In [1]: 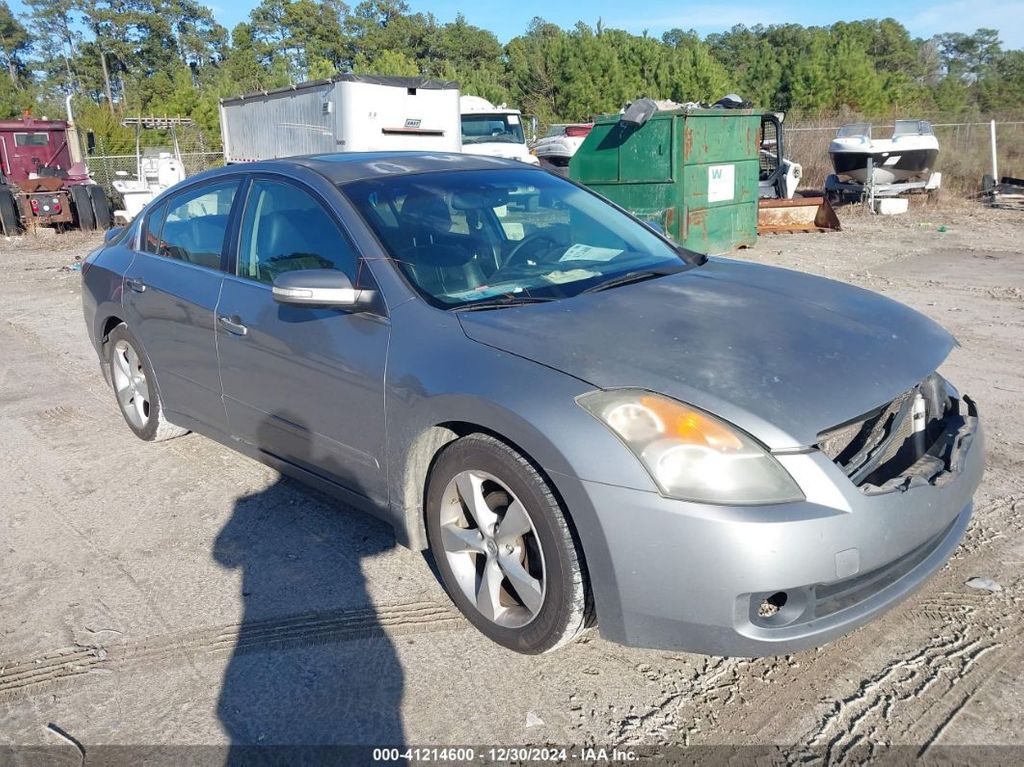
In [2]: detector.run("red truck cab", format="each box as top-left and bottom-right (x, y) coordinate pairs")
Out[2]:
(0, 115), (109, 234)
(0, 117), (76, 182)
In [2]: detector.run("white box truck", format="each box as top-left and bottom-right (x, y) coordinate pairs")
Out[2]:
(219, 74), (462, 163)
(459, 95), (539, 165)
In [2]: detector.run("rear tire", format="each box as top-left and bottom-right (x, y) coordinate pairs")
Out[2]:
(106, 324), (188, 442)
(70, 185), (95, 231)
(88, 185), (112, 229)
(425, 434), (590, 654)
(0, 187), (19, 235)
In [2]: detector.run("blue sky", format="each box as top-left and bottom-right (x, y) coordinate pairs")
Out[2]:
(220, 0), (1024, 47)
(11, 0), (1024, 48)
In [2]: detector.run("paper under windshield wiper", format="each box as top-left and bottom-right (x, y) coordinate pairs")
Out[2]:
(579, 267), (684, 295)
(451, 295), (555, 312)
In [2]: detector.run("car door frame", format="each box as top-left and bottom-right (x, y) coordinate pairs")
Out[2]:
(217, 167), (393, 509)
(120, 173), (249, 435)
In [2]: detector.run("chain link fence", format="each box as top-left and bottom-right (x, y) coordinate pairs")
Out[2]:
(85, 151), (224, 203)
(783, 117), (1024, 194)
(79, 120), (224, 205)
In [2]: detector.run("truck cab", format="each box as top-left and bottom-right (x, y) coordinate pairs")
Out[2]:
(459, 96), (539, 165)
(0, 113), (109, 234)
(0, 117), (76, 182)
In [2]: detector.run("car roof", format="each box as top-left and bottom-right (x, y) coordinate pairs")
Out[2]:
(203, 152), (539, 185)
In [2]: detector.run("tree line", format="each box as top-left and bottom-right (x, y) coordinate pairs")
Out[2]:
(1, 0), (1021, 152)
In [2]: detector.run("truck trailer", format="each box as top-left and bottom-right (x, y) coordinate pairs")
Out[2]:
(219, 74), (462, 163)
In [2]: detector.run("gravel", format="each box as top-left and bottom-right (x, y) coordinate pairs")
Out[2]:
(1, 202), (1022, 754)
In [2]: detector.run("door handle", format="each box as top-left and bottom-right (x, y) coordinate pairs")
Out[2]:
(125, 277), (146, 293)
(218, 314), (248, 336)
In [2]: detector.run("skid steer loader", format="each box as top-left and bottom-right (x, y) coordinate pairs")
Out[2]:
(758, 113), (840, 234)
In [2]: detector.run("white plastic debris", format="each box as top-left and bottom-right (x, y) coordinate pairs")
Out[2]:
(966, 577), (1002, 592)
(525, 711), (544, 728)
(873, 198), (909, 215)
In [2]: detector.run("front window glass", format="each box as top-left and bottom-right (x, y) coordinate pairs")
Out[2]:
(237, 179), (359, 285)
(343, 169), (698, 308)
(461, 114), (526, 146)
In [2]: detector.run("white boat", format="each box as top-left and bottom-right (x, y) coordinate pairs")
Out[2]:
(532, 123), (593, 170)
(112, 150), (186, 223)
(829, 120), (939, 185)
(111, 116), (191, 223)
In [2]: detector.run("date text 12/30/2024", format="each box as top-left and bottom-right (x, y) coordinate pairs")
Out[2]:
(372, 747), (639, 762)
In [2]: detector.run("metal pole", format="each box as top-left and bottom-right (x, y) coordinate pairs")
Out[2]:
(866, 156), (875, 212)
(990, 119), (998, 183)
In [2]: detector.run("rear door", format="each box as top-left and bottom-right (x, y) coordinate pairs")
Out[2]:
(122, 178), (241, 431)
(216, 175), (390, 504)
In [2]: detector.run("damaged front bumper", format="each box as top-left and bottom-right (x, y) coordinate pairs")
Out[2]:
(556, 392), (984, 656)
(862, 395), (979, 494)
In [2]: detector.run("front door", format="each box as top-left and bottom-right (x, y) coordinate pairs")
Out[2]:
(216, 177), (390, 504)
(122, 179), (240, 431)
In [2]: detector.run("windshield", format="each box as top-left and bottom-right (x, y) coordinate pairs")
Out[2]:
(461, 114), (526, 145)
(837, 123), (871, 139)
(343, 169), (700, 309)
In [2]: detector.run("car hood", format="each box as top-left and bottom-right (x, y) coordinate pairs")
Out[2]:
(458, 258), (955, 449)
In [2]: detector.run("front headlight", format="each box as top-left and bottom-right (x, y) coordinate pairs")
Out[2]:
(578, 389), (804, 505)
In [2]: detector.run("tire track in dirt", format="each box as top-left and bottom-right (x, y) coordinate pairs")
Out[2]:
(786, 494), (1023, 763)
(602, 651), (799, 747)
(0, 600), (465, 703)
(789, 604), (1008, 763)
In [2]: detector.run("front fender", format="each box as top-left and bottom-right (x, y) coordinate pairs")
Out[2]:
(384, 301), (655, 506)
(383, 300), (652, 631)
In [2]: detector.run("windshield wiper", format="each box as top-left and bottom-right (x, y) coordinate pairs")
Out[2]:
(451, 295), (556, 312)
(579, 266), (685, 295)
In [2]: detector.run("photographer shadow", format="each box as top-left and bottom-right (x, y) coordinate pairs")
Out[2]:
(213, 413), (405, 756)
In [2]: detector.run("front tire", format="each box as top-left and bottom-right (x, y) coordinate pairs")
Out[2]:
(425, 434), (590, 654)
(106, 324), (187, 442)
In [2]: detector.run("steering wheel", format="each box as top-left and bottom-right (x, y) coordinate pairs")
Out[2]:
(503, 232), (565, 271)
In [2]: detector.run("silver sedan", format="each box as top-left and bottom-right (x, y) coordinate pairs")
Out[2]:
(81, 153), (983, 655)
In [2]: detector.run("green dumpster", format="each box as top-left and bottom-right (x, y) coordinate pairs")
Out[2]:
(569, 107), (761, 253)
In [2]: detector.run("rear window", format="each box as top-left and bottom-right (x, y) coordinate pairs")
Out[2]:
(156, 181), (238, 269)
(141, 200), (169, 255)
(14, 133), (50, 147)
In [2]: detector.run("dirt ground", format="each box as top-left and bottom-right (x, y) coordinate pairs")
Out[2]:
(1, 203), (1022, 760)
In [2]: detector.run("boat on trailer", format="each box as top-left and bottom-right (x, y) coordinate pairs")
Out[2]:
(828, 120), (939, 185)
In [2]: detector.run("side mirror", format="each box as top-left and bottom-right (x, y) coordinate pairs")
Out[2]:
(271, 269), (375, 309)
(104, 226), (124, 243)
(644, 220), (665, 235)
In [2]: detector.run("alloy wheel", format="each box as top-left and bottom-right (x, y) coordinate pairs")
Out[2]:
(439, 470), (546, 628)
(111, 339), (150, 429)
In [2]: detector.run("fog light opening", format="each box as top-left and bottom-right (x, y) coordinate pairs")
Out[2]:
(758, 591), (788, 618)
